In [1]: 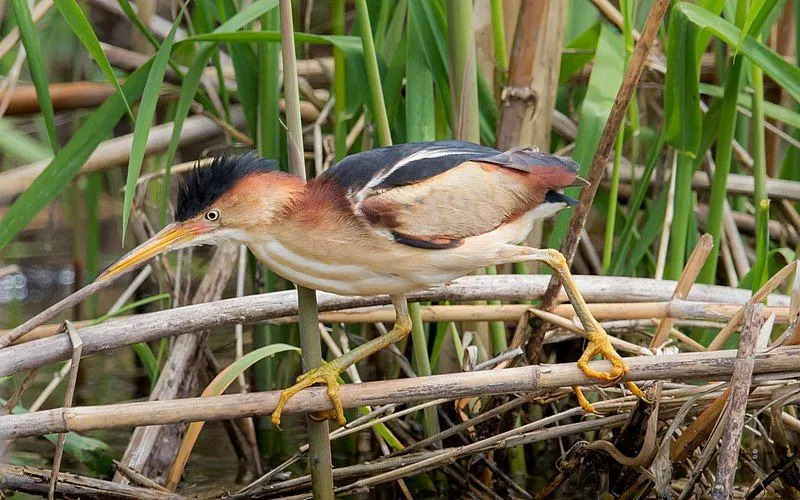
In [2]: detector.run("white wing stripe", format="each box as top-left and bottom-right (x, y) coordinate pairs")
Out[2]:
(351, 146), (479, 206)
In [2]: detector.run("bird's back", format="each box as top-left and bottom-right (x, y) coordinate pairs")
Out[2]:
(314, 140), (585, 250)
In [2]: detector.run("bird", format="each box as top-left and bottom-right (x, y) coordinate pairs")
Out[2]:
(99, 140), (645, 426)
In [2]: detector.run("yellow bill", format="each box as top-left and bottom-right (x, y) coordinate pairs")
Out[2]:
(99, 223), (201, 280)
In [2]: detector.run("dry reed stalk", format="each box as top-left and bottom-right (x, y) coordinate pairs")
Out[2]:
(0, 82), (120, 114)
(535, 0), (670, 342)
(0, 0), (53, 60)
(47, 322), (83, 499)
(712, 304), (763, 499)
(0, 108), (247, 201)
(279, 301), (791, 326)
(1, 274), (792, 377)
(4, 346), (800, 439)
(113, 461), (171, 493)
(708, 260), (797, 350)
(651, 234), (713, 347)
(697, 204), (800, 246)
(618, 164), (800, 202)
(0, 464), (186, 499)
(87, 0), (188, 44)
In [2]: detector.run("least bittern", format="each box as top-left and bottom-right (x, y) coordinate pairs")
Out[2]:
(100, 141), (644, 425)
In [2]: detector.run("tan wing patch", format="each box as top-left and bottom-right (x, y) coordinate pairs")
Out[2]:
(359, 161), (539, 242)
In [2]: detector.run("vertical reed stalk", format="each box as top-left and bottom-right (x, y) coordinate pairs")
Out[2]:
(400, 0), (441, 442)
(698, 56), (744, 283)
(490, 0), (508, 88)
(332, 0), (347, 161)
(751, 34), (768, 292)
(255, 5), (285, 459)
(355, 0), (390, 147)
(603, 0), (636, 272)
(278, 0), (333, 496)
(446, 0), (479, 141)
(753, 200), (770, 291)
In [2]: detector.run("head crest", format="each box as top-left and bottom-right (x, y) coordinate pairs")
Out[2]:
(175, 152), (278, 221)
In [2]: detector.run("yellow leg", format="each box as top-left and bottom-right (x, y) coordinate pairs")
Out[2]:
(499, 246), (646, 413)
(271, 294), (412, 427)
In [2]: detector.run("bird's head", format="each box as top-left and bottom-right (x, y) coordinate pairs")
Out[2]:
(100, 153), (302, 280)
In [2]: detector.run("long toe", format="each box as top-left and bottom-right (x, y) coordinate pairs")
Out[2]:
(270, 362), (346, 427)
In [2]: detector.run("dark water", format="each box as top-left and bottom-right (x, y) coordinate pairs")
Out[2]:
(1, 261), (318, 495)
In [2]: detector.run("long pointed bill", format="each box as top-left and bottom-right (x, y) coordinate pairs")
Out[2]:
(99, 222), (204, 280)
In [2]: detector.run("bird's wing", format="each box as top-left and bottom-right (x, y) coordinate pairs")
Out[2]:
(319, 141), (583, 249)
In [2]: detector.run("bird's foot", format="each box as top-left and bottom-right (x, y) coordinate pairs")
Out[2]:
(573, 334), (647, 414)
(271, 361), (345, 427)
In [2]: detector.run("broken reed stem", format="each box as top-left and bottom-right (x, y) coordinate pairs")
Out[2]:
(651, 233), (714, 348)
(537, 0), (670, 315)
(0, 464), (184, 500)
(712, 303), (763, 499)
(48, 321), (83, 500)
(4, 346), (800, 439)
(278, 0), (334, 496)
(708, 260), (797, 350)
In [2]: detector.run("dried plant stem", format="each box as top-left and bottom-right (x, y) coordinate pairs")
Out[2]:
(655, 151), (678, 280)
(0, 108), (247, 201)
(708, 260), (797, 350)
(537, 0), (670, 317)
(299, 301), (790, 337)
(713, 304), (763, 499)
(651, 234), (713, 347)
(2, 275), (792, 377)
(5, 346), (800, 440)
(0, 463), (185, 500)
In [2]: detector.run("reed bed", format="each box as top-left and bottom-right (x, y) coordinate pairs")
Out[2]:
(1, 0), (800, 498)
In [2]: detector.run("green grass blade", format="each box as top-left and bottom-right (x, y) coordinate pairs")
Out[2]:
(332, 0), (347, 161)
(131, 341), (160, 387)
(178, 31), (362, 53)
(12, 0), (57, 151)
(218, 0), (261, 136)
(0, 61), (153, 251)
(752, 200), (771, 291)
(160, 0), (278, 227)
(355, 0), (391, 146)
(663, 5), (703, 279)
(559, 23), (600, 84)
(625, 188), (669, 275)
(116, 0), (160, 50)
(698, 57), (744, 283)
(676, 3), (800, 102)
(0, 119), (52, 162)
(549, 25), (624, 249)
(54, 0), (133, 119)
(167, 343), (300, 489)
(122, 8), (185, 241)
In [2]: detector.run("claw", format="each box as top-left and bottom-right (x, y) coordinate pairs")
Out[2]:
(573, 333), (646, 413)
(271, 361), (346, 427)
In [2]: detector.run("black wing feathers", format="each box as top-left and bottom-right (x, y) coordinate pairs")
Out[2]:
(320, 141), (583, 196)
(320, 140), (500, 192)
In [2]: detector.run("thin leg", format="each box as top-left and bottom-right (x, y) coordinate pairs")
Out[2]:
(496, 246), (646, 413)
(271, 294), (412, 426)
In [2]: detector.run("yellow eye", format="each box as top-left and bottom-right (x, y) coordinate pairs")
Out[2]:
(205, 209), (220, 221)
